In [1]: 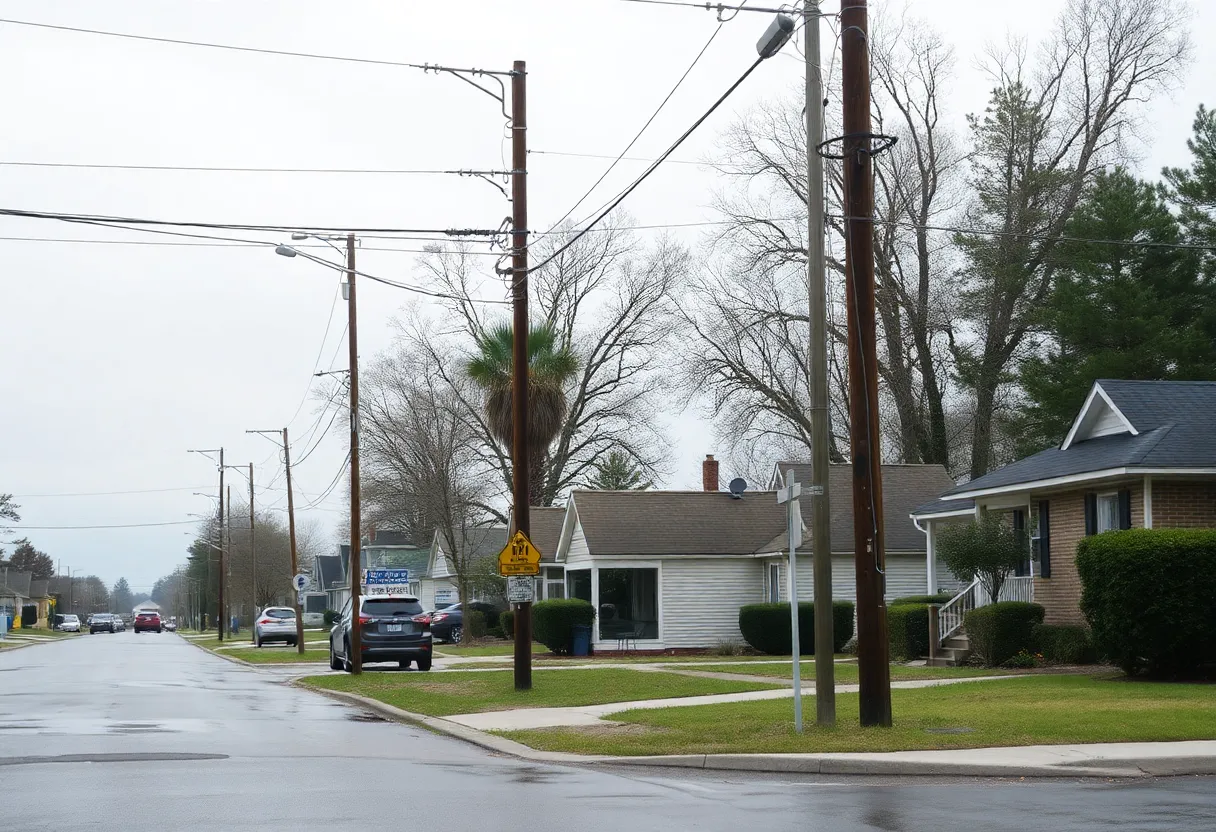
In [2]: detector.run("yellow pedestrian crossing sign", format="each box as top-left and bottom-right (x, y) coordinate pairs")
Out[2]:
(498, 530), (542, 576)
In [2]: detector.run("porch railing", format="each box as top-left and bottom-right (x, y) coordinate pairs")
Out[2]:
(937, 575), (1035, 646)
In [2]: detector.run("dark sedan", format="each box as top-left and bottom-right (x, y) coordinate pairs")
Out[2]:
(89, 613), (118, 634)
(427, 601), (499, 644)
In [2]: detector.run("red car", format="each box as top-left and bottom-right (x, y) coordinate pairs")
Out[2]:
(134, 611), (162, 633)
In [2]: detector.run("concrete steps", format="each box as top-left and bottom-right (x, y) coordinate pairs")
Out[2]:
(929, 633), (971, 667)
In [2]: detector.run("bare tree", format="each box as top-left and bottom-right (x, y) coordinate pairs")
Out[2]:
(954, 0), (1191, 477)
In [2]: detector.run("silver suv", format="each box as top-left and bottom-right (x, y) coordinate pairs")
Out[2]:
(254, 607), (298, 647)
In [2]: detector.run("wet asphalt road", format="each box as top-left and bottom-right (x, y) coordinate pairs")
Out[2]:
(1, 632), (1214, 831)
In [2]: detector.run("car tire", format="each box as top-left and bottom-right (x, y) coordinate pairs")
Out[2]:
(417, 656), (432, 671)
(342, 640), (354, 673)
(398, 659), (411, 670)
(255, 635), (262, 648)
(329, 644), (342, 671)
(450, 625), (463, 644)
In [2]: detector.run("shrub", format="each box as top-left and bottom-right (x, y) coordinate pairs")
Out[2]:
(533, 599), (595, 655)
(322, 609), (339, 627)
(964, 602), (1044, 667)
(738, 602), (855, 655)
(713, 638), (747, 656)
(1033, 624), (1097, 665)
(887, 604), (931, 660)
(1077, 528), (1216, 678)
(466, 610), (488, 639)
(486, 625), (504, 639)
(501, 609), (514, 639)
(1003, 649), (1039, 669)
(892, 594), (954, 606)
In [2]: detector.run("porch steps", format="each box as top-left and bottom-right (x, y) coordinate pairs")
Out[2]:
(928, 633), (971, 667)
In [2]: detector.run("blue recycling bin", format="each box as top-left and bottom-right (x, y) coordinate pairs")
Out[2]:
(230, 616), (239, 634)
(571, 624), (591, 657)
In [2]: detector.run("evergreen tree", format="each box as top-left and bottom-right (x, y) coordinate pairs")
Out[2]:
(110, 577), (134, 614)
(10, 539), (54, 580)
(1016, 168), (1216, 452)
(585, 450), (652, 491)
(1163, 104), (1216, 276)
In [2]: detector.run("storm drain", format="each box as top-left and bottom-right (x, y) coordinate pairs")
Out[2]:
(348, 712), (388, 723)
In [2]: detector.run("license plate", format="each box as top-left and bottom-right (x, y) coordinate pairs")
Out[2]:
(387, 623), (403, 633)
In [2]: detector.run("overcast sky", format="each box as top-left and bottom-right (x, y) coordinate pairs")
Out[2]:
(1, 0), (1211, 594)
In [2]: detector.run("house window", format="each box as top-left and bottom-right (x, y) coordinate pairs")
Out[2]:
(1097, 493), (1120, 533)
(544, 567), (565, 600)
(597, 568), (659, 640)
(767, 563), (781, 602)
(566, 569), (591, 604)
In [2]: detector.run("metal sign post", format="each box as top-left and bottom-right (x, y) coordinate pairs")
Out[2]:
(777, 469), (804, 732)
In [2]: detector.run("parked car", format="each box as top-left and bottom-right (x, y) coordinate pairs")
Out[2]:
(58, 614), (81, 633)
(254, 607), (298, 647)
(163, 618), (177, 632)
(89, 613), (118, 634)
(330, 595), (432, 672)
(113, 616), (126, 632)
(133, 611), (162, 633)
(428, 601), (500, 644)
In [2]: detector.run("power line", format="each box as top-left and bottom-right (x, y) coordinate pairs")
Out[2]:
(12, 485), (212, 498)
(285, 281), (343, 431)
(528, 148), (704, 165)
(0, 235), (505, 255)
(13, 520), (198, 530)
(0, 18), (514, 76)
(0, 160), (511, 176)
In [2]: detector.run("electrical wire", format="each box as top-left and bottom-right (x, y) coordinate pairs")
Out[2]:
(0, 18), (513, 75)
(528, 149), (704, 165)
(0, 235), (506, 255)
(0, 160), (510, 176)
(12, 485), (212, 498)
(521, 55), (769, 279)
(13, 520), (199, 530)
(284, 281), (343, 431)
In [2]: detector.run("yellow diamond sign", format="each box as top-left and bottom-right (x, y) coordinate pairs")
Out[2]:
(498, 530), (542, 576)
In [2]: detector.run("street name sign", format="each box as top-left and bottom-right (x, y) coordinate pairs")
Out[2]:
(497, 531), (542, 576)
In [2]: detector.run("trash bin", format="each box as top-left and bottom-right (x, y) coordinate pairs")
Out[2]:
(230, 616), (240, 634)
(571, 624), (591, 657)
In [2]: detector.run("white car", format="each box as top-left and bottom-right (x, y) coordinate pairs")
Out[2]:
(59, 614), (81, 632)
(254, 607), (298, 647)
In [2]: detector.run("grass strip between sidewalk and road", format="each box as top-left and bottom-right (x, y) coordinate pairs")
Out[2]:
(686, 663), (1011, 682)
(433, 642), (539, 657)
(498, 673), (1216, 756)
(219, 647), (330, 664)
(301, 667), (782, 716)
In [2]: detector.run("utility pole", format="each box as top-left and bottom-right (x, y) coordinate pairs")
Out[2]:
(284, 429), (305, 655)
(249, 462), (256, 644)
(218, 447), (226, 642)
(226, 484), (232, 634)
(841, 0), (891, 727)
(805, 0), (835, 726)
(346, 232), (362, 673)
(510, 59), (532, 693)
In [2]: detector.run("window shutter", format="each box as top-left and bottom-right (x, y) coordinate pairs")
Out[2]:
(1012, 509), (1027, 577)
(1118, 489), (1132, 530)
(1038, 500), (1051, 578)
(1084, 493), (1097, 536)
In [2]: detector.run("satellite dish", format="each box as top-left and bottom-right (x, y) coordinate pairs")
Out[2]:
(728, 477), (747, 499)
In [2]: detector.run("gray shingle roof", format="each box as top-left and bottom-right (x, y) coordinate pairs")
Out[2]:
(28, 580), (49, 599)
(314, 555), (344, 590)
(570, 464), (950, 557)
(941, 380), (1216, 498)
(911, 496), (976, 517)
(1, 571), (32, 597)
(516, 507), (565, 563)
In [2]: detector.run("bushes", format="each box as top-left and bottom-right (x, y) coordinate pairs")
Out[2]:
(1077, 528), (1216, 678)
(501, 608), (514, 639)
(738, 602), (855, 655)
(532, 599), (595, 655)
(892, 594), (954, 606)
(888, 604), (931, 660)
(964, 602), (1044, 667)
(1034, 624), (1097, 665)
(323, 609), (340, 627)
(466, 610), (488, 639)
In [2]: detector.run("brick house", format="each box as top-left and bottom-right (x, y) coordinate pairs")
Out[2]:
(912, 380), (1216, 626)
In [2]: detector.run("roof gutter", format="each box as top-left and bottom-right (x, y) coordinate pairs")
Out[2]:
(943, 466), (1216, 501)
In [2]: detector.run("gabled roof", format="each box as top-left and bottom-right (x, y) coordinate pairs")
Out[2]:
(29, 580), (49, 599)
(430, 525), (509, 572)
(0, 570), (32, 598)
(313, 554), (344, 590)
(508, 506), (566, 563)
(364, 529), (418, 547)
(936, 380), (1216, 501)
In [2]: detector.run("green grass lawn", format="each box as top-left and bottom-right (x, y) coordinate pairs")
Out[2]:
(499, 673), (1216, 756)
(433, 641), (538, 657)
(301, 667), (782, 717)
(221, 647), (330, 664)
(687, 662), (1011, 683)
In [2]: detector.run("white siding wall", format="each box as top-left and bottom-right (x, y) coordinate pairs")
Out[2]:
(418, 579), (437, 610)
(564, 522), (592, 567)
(773, 554), (932, 603)
(660, 559), (765, 648)
(431, 549), (452, 579)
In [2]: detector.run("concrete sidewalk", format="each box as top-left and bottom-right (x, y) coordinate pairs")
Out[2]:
(443, 675), (1025, 731)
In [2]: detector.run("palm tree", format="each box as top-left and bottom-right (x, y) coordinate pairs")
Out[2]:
(466, 322), (579, 503)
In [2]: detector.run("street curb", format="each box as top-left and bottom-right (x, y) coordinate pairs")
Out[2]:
(288, 681), (1216, 779)
(180, 635), (330, 670)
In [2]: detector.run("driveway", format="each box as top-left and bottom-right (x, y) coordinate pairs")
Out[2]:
(1, 631), (1213, 830)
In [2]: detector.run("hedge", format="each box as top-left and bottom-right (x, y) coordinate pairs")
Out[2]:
(501, 608), (514, 639)
(738, 602), (855, 655)
(323, 609), (340, 627)
(466, 610), (488, 639)
(1077, 528), (1216, 678)
(1033, 623), (1097, 665)
(888, 604), (931, 660)
(892, 594), (954, 606)
(964, 601), (1044, 667)
(532, 599), (595, 655)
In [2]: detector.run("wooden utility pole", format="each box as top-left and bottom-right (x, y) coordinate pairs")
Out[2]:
(282, 428), (305, 655)
(226, 484), (232, 633)
(805, 0), (835, 726)
(218, 447), (226, 642)
(841, 0), (891, 727)
(510, 59), (532, 693)
(346, 232), (362, 673)
(249, 462), (257, 644)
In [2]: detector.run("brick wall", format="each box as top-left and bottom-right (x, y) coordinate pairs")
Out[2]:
(1032, 481), (1144, 626)
(1151, 481), (1216, 528)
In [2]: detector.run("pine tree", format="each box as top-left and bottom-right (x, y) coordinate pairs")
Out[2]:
(585, 450), (652, 491)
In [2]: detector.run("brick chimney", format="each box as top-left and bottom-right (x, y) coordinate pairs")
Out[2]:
(702, 454), (720, 491)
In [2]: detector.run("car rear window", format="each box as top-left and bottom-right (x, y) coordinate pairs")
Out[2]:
(265, 609), (295, 619)
(362, 598), (423, 617)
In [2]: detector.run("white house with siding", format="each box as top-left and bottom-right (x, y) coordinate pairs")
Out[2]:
(545, 458), (956, 652)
